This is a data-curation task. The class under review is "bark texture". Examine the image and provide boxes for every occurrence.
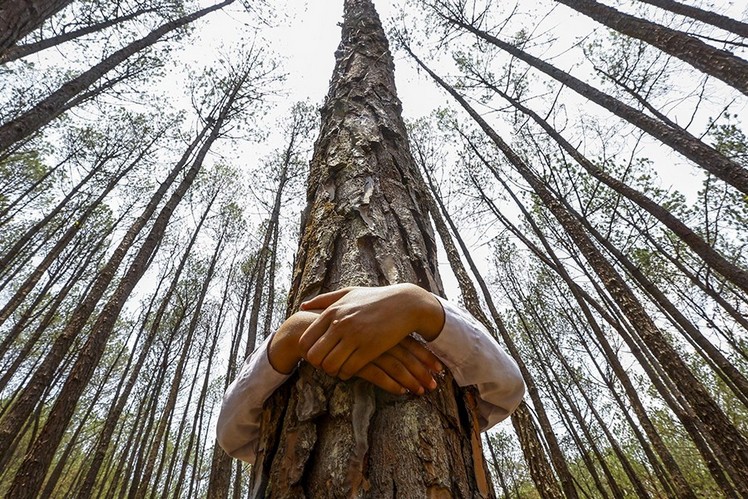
[249,1,493,497]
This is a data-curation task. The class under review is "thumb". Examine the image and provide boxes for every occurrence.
[300,287,353,310]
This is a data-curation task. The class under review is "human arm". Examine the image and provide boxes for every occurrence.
[428,296,525,430]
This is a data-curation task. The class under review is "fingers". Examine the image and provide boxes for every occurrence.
[319,339,356,377]
[298,311,333,353]
[399,336,443,373]
[387,343,437,392]
[356,364,406,395]
[368,352,431,395]
[300,288,353,311]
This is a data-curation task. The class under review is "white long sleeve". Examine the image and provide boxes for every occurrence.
[216,297,525,463]
[429,296,525,430]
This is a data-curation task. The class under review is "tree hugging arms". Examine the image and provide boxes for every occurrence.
[217,283,525,463]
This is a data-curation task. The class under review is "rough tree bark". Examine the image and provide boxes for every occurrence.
[248,1,494,497]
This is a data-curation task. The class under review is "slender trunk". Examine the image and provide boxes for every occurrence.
[206,259,246,499]
[419,11,748,195]
[39,336,130,497]
[516,314,618,499]
[522,296,650,498]
[553,0,748,94]
[0,233,102,394]
[172,317,221,498]
[567,196,748,405]
[252,1,492,497]
[0,0,234,152]
[484,436,512,499]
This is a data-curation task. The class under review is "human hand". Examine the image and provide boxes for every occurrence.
[269,308,443,394]
[298,284,445,382]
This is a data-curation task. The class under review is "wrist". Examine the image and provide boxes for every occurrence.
[268,311,318,374]
[268,332,301,375]
[403,284,444,341]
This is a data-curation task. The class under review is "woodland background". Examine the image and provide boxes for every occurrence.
[0,0,747,497]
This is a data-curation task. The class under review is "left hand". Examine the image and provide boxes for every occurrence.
[298,284,445,380]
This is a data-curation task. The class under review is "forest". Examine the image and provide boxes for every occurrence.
[0,0,746,497]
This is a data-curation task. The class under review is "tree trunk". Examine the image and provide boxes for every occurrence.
[0,133,160,328]
[553,0,748,94]
[249,1,493,497]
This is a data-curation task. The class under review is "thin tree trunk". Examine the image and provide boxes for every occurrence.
[0,133,160,327]
[470,165,694,497]
[133,230,226,499]
[77,189,218,496]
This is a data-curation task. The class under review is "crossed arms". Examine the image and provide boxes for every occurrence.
[217,284,525,463]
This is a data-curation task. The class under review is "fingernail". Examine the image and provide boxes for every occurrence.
[429,378,437,390]
[417,386,425,395]
[435,361,443,372]
[400,387,407,395]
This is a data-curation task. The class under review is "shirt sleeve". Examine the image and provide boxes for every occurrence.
[427,296,525,431]
[216,333,289,463]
